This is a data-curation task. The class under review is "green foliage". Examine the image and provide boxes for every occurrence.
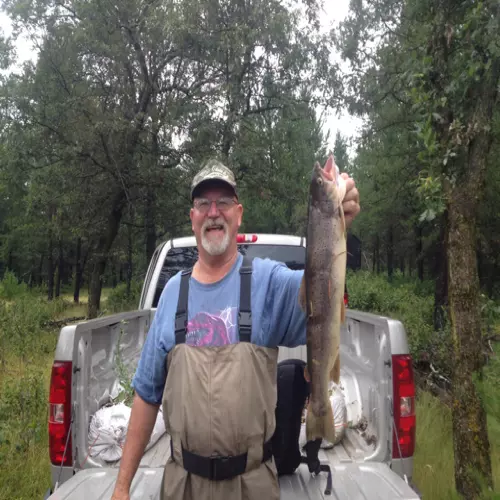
[105,281,142,314]
[475,344,500,423]
[0,283,134,499]
[0,271,69,368]
[0,364,52,500]
[0,367,47,455]
[113,324,135,407]
[350,272,500,497]
[333,131,351,173]
[347,269,436,359]
[414,389,500,500]
[0,270,27,300]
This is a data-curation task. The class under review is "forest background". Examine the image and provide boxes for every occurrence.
[0,0,499,499]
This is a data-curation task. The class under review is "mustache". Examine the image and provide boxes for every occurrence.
[202,218,227,230]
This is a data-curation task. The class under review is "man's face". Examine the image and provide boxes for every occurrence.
[190,182,243,257]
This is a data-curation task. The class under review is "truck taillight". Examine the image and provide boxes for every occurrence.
[49,361,73,466]
[392,354,416,459]
[344,292,349,307]
[237,234,258,243]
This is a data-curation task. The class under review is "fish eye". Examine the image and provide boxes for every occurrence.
[317,177,323,185]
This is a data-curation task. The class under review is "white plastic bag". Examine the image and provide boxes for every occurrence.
[299,381,347,449]
[88,402,166,462]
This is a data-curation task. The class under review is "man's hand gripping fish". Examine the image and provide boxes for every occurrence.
[299,155,347,445]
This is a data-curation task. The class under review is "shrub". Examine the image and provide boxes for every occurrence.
[346,270,437,364]
[0,271,28,300]
[106,281,142,313]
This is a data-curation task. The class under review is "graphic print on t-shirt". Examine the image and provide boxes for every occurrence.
[185,306,238,347]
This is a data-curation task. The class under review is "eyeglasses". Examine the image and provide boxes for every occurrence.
[193,197,237,213]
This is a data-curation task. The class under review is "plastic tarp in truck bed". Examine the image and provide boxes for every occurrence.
[47,462,420,500]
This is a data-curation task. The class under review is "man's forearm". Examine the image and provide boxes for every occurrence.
[113,393,160,495]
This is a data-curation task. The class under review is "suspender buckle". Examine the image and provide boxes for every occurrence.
[238,311,252,342]
[175,315,187,333]
[238,311,252,326]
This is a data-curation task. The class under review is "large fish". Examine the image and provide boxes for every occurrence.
[299,155,347,445]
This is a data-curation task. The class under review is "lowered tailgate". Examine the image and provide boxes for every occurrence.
[47,462,420,500]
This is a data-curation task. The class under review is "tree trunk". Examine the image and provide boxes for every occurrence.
[111,259,117,288]
[47,213,54,301]
[127,224,133,297]
[447,181,492,497]
[375,235,380,274]
[88,191,126,318]
[372,240,376,273]
[74,237,82,303]
[445,20,498,495]
[145,188,156,265]
[416,226,424,281]
[55,238,63,298]
[37,253,44,286]
[387,224,394,282]
[433,215,448,331]
[7,249,13,271]
[146,126,158,264]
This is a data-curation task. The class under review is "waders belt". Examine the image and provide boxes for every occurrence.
[170,439,273,481]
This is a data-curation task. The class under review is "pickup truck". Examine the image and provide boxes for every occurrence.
[45,233,421,499]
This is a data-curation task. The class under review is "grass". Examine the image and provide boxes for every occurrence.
[0,279,139,500]
[57,287,114,319]
[413,388,500,499]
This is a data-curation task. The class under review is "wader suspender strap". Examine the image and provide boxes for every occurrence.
[238,254,253,343]
[174,268,192,345]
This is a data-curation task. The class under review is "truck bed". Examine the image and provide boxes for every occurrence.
[49,308,418,499]
[103,420,372,470]
[48,460,419,500]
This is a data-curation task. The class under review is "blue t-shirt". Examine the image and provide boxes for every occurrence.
[132,253,307,405]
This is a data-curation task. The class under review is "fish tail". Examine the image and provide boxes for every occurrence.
[306,404,336,445]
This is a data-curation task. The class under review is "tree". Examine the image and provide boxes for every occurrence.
[333,131,350,173]
[337,0,500,496]
[1,0,341,316]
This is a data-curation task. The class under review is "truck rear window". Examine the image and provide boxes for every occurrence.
[153,244,305,308]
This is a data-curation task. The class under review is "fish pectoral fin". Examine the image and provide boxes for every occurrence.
[330,354,340,385]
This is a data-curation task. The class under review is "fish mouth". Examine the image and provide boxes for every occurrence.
[313,163,334,187]
[317,163,335,182]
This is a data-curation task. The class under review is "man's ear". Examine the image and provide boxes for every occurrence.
[237,203,243,228]
[190,207,195,232]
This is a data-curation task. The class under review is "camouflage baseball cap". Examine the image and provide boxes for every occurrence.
[190,159,237,200]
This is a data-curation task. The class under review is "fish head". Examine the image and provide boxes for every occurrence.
[310,158,344,211]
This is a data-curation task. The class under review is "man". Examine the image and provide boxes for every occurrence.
[111,157,360,500]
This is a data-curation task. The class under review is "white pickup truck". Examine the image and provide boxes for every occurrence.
[45,233,421,500]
